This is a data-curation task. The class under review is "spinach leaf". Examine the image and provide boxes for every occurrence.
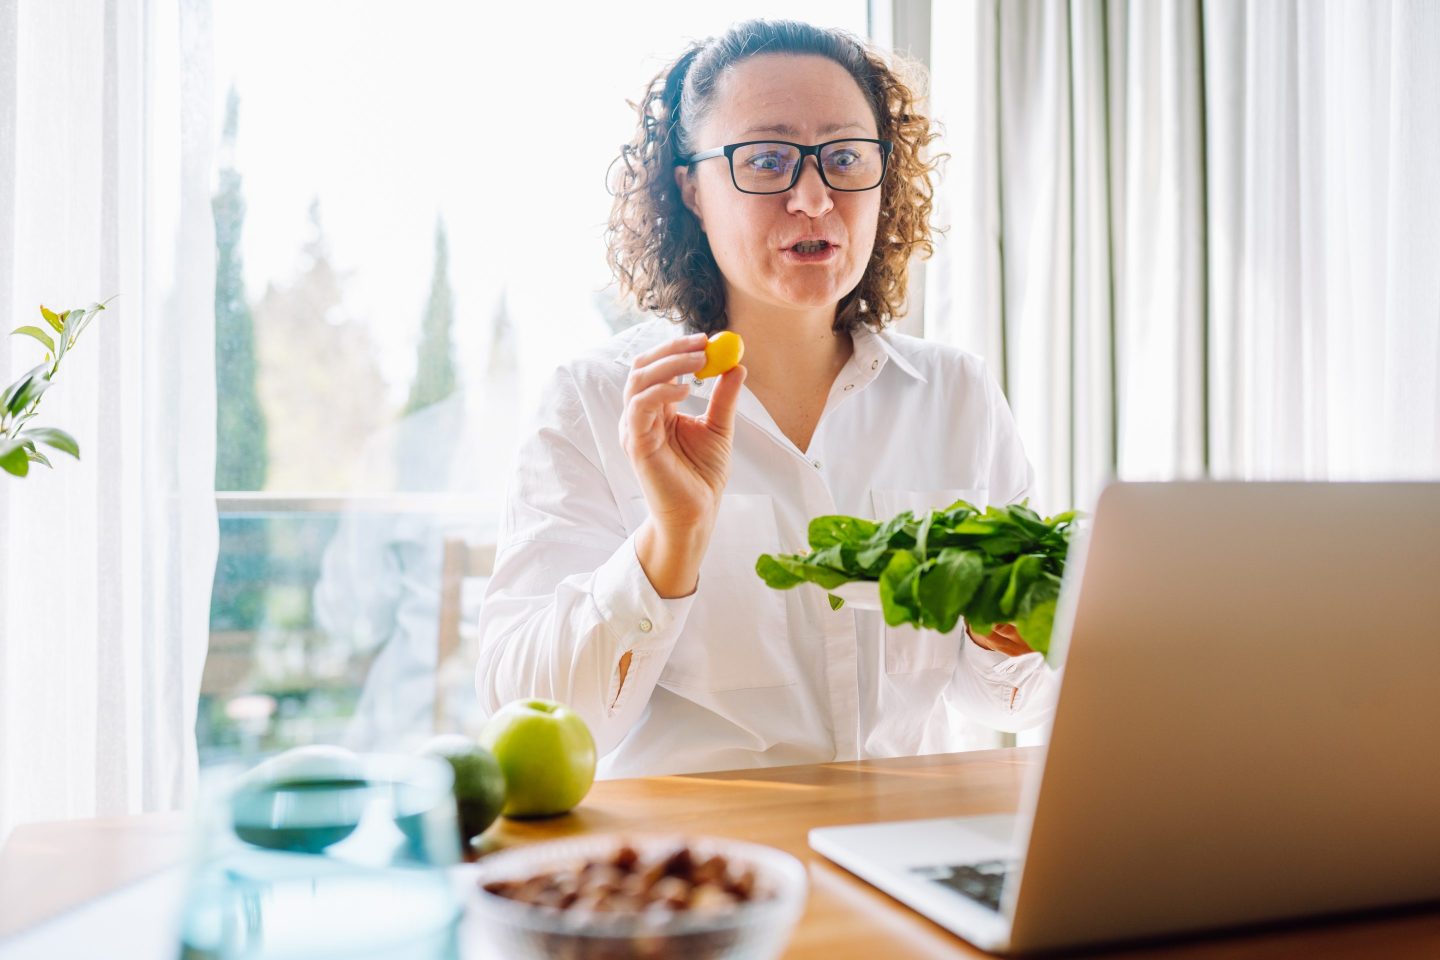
[916,547,985,634]
[755,497,1081,662]
[878,550,922,627]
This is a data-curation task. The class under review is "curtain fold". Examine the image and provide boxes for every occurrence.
[0,0,216,842]
[926,0,1440,516]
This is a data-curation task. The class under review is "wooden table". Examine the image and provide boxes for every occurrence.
[3,748,1438,957]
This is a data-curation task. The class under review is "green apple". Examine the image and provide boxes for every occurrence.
[419,734,508,845]
[477,699,596,818]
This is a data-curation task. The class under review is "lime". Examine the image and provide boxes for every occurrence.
[420,735,507,845]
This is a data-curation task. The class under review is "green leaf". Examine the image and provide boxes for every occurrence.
[878,550,922,627]
[755,553,805,589]
[22,427,80,459]
[856,511,913,569]
[915,510,936,559]
[25,447,52,468]
[939,501,980,527]
[1000,555,1047,617]
[6,372,53,415]
[975,531,1031,557]
[964,563,1013,636]
[39,305,64,333]
[1008,508,1053,540]
[755,497,1083,658]
[916,548,985,634]
[949,517,1003,537]
[0,440,30,476]
[12,326,56,353]
[1,363,47,411]
[71,298,112,340]
[1014,573,1063,658]
[855,540,892,572]
[808,514,879,549]
[753,552,851,591]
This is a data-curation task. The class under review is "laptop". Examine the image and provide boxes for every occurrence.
[810,481,1440,954]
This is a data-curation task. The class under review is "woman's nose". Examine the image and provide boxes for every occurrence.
[785,156,834,218]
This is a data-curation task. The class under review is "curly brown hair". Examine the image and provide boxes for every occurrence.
[605,19,942,335]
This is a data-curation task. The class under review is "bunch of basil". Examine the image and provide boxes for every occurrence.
[755,499,1080,659]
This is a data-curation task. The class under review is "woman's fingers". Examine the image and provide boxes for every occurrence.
[631,332,707,369]
[621,380,691,454]
[703,363,747,436]
[989,624,1035,656]
[624,333,708,396]
[968,622,1034,657]
[624,348,707,402]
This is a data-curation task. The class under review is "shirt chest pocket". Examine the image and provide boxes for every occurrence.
[869,487,989,675]
[623,493,797,692]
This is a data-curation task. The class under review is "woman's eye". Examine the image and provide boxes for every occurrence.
[828,149,861,168]
[746,153,785,171]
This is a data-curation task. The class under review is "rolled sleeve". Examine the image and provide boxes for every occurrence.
[590,533,698,716]
[592,532,695,654]
[944,629,1059,733]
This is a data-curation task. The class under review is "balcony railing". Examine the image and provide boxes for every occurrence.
[202,493,497,761]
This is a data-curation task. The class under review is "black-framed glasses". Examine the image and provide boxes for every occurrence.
[676,138,894,195]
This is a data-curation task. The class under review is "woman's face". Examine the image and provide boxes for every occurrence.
[675,53,882,320]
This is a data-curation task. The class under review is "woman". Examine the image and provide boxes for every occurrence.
[476,20,1057,778]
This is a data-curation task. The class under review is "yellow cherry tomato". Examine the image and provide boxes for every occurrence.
[695,331,745,380]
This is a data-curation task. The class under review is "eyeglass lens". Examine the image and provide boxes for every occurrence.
[731,140,885,193]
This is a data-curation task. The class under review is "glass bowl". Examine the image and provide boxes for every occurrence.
[457,833,808,960]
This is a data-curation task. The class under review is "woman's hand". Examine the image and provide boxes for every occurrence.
[966,622,1036,658]
[620,332,746,598]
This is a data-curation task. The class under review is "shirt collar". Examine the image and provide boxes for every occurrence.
[851,322,928,384]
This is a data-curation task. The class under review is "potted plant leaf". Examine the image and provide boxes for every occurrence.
[1,299,112,477]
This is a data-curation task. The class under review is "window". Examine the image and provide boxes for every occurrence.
[203,2,870,760]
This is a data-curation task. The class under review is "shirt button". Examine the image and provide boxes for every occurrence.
[638,618,653,633]
[811,459,822,469]
[870,359,880,370]
[842,383,854,391]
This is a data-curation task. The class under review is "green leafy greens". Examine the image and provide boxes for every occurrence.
[755,499,1080,659]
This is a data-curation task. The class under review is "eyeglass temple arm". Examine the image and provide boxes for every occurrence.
[675,146,727,166]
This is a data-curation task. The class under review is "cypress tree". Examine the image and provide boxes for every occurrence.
[213,87,268,491]
[403,217,459,415]
[209,86,269,637]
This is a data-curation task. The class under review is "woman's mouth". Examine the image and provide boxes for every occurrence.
[782,239,837,263]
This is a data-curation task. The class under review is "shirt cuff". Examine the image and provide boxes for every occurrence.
[591,532,698,654]
[961,628,1049,684]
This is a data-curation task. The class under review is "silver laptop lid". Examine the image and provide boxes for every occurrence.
[1007,481,1440,953]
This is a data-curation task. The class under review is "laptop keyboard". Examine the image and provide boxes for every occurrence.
[909,858,1013,913]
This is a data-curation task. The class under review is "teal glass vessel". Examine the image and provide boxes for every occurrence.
[178,752,463,960]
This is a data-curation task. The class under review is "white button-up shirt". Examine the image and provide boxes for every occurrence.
[475,319,1059,778]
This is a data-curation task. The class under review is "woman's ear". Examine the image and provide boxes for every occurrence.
[673,165,704,231]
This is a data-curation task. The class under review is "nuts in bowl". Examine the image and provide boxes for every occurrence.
[460,834,807,960]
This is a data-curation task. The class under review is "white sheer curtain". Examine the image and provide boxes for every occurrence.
[0,0,216,843]
[925,0,1440,515]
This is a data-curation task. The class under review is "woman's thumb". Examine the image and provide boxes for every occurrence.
[704,364,747,436]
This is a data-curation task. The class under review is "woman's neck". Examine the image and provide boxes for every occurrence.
[723,294,853,396]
